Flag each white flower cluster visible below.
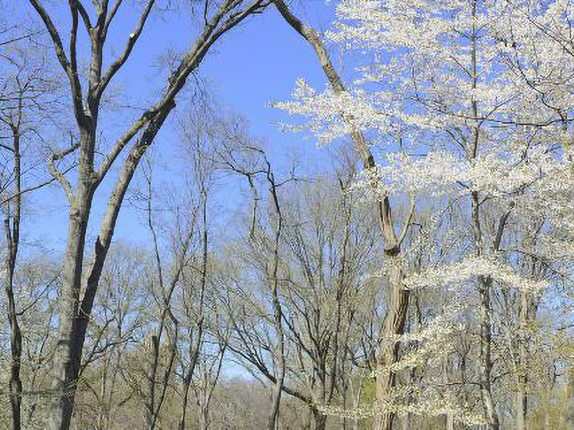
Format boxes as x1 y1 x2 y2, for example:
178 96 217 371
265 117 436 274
405 255 549 293
322 371 485 426
351 142 562 200
378 313 463 373
274 79 390 145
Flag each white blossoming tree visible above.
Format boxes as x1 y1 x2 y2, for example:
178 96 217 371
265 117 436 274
274 0 574 429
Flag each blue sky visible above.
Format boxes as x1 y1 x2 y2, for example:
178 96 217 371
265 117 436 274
15 0 341 253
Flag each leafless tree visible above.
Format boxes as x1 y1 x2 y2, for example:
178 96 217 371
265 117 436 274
0 41 61 430
24 1 271 428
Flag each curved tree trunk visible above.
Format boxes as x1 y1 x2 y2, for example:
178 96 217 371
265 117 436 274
272 4 413 430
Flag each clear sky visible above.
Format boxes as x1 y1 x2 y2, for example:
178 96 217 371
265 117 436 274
14 0 341 254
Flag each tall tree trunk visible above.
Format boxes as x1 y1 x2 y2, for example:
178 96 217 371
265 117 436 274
375 259 409 430
266 166 286 430
473 192 500 430
199 404 209 430
565 375 574 430
5 263 23 430
146 334 160 429
446 412 454 430
516 291 529 430
443 356 454 430
4 128 22 430
46 101 177 430
178 188 208 430
478 278 499 430
516 389 527 430
46 185 94 430
311 407 327 430
179 374 192 430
